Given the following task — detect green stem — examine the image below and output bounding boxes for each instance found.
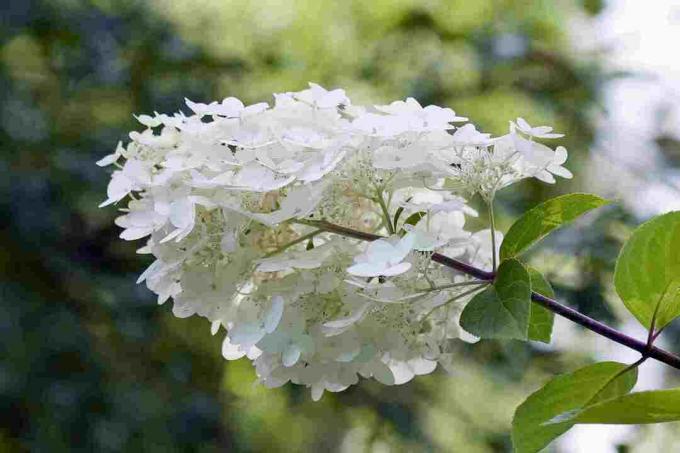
[419,280,489,293]
[262,229,323,258]
[420,284,489,322]
[375,189,395,235]
[488,198,497,272]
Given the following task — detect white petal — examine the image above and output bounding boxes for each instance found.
[120,227,153,241]
[381,262,412,276]
[222,336,247,360]
[535,170,556,184]
[246,346,262,360]
[264,296,284,333]
[96,153,119,167]
[389,361,415,385]
[532,126,553,135]
[136,259,163,284]
[135,114,162,128]
[323,306,369,329]
[548,165,573,179]
[554,146,568,164]
[172,300,195,318]
[371,361,395,385]
[539,132,564,139]
[365,239,399,262]
[346,262,389,277]
[459,329,480,344]
[169,198,195,229]
[517,117,532,132]
[408,357,437,375]
[229,323,266,346]
[311,383,324,401]
[282,344,301,367]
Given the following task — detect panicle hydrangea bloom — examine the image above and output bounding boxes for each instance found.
[99,83,571,400]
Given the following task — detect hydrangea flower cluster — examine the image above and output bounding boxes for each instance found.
[99,83,571,400]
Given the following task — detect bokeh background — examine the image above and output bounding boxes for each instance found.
[2,0,680,451]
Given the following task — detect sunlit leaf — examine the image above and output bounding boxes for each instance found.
[559,388,680,424]
[512,362,638,453]
[614,211,680,330]
[500,193,609,261]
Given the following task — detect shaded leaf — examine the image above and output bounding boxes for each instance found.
[402,211,426,228]
[460,259,531,340]
[527,267,555,343]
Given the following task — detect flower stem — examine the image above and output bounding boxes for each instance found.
[420,280,489,292]
[488,198,497,272]
[421,284,489,322]
[262,229,323,258]
[375,189,395,235]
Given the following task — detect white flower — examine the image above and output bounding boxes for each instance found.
[393,188,478,217]
[386,357,437,385]
[185,97,268,118]
[96,141,125,167]
[512,117,564,139]
[347,234,415,277]
[256,310,315,367]
[99,159,152,207]
[374,97,467,130]
[222,336,261,360]
[547,146,573,179]
[99,83,573,400]
[135,114,163,128]
[114,199,166,240]
[228,295,285,347]
[256,240,338,272]
[405,211,471,252]
[449,123,492,145]
[466,229,504,270]
[511,134,572,184]
[249,183,326,226]
[294,82,350,109]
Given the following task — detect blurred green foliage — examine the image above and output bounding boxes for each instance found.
[1,0,653,451]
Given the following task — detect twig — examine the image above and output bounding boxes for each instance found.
[295,218,680,371]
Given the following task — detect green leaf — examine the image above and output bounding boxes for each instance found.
[512,362,638,453]
[562,388,680,425]
[460,259,531,340]
[402,211,426,228]
[393,205,406,228]
[614,211,680,330]
[500,193,609,261]
[527,267,555,343]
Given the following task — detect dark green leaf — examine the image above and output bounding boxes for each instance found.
[512,362,638,453]
[614,211,680,330]
[393,196,411,228]
[460,259,531,340]
[402,211,426,227]
[527,267,555,343]
[500,193,609,261]
[393,206,406,228]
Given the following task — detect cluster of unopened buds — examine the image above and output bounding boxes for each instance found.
[99,83,571,400]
